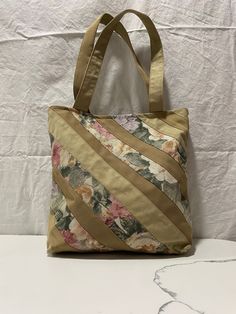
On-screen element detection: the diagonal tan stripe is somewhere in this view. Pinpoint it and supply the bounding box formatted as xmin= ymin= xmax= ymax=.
xmin=48 ymin=107 xmax=192 ymax=252
xmin=51 ymin=106 xmax=188 ymax=150
xmin=146 ymin=111 xmax=189 ymax=132
xmin=170 ymin=108 xmax=189 ymax=121
xmin=140 ymin=115 xmax=188 ymax=151
xmin=171 ymin=108 xmax=189 ymax=120
xmin=97 ymin=117 xmax=188 ymax=200
xmin=135 ymin=116 xmax=187 ymax=168
xmin=52 ymin=167 xmax=133 ymax=252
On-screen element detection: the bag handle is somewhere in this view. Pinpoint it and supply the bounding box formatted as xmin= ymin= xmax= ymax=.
xmin=73 ymin=9 xmax=164 ymax=113
xmin=73 ymin=12 xmax=149 ymax=100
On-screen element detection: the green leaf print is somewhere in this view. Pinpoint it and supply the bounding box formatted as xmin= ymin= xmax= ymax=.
xmin=79 ymin=114 xmax=88 ymax=126
xmin=92 ymin=190 xmax=105 ymax=214
xmin=108 ymin=221 xmax=129 ymax=241
xmin=125 ymin=152 xmax=150 ymax=168
xmin=92 ymin=182 xmax=111 ymax=208
xmin=133 ymin=126 xmax=151 ymax=142
xmin=137 ymin=169 xmax=162 ymax=190
xmin=161 ymin=181 xmax=179 ymax=203
xmin=69 ymin=168 xmax=81 ymax=187
xmin=55 ymin=209 xmax=63 ymax=221
xmin=60 ymin=166 xmax=71 ymax=178
xmin=93 ymin=200 xmax=102 ymax=214
xmin=120 ymin=217 xmax=144 ymax=237
xmin=50 ymin=191 xmax=66 ymax=215
xmin=55 ymin=213 xmax=73 ymax=231
xmin=68 ymin=166 xmax=89 ymax=188
xmin=49 ymin=133 xmax=54 ymax=146
xmin=150 ymin=138 xmax=166 ymax=149
xmin=149 ymin=175 xmax=162 ymax=189
xmin=91 ymin=176 xmax=98 ymax=187
xmin=93 ymin=190 xmax=102 ymax=202
xmin=177 ymin=145 xmax=187 ymax=163
xmin=102 ymin=189 xmax=112 ymax=207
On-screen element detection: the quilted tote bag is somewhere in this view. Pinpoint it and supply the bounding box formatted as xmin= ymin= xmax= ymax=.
xmin=47 ymin=9 xmax=192 ymax=254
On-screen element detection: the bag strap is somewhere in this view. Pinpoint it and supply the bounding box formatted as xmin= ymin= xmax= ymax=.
xmin=73 ymin=9 xmax=164 ymax=113
xmin=73 ymin=12 xmax=149 ymax=101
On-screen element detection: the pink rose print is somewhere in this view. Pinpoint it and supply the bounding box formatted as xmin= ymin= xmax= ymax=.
xmin=52 ymin=142 xmax=61 ymax=167
xmin=93 ymin=121 xmax=114 ymax=140
xmin=105 ymin=196 xmax=132 ymax=225
xmin=60 ymin=230 xmax=76 ymax=245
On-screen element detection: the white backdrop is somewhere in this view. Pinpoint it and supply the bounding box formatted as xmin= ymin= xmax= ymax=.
xmin=0 ymin=0 xmax=236 ymax=240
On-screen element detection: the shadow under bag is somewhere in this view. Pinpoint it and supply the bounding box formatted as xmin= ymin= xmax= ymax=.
xmin=47 ymin=9 xmax=192 ymax=254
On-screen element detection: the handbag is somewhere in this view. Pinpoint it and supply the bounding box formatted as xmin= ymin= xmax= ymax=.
xmin=47 ymin=9 xmax=192 ymax=254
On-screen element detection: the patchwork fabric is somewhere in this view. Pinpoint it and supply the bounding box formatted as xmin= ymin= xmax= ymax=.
xmin=72 ymin=112 xmax=190 ymax=224
xmin=114 ymin=115 xmax=187 ymax=170
xmin=47 ymin=107 xmax=192 ymax=254
xmin=49 ymin=179 xmax=111 ymax=252
xmin=50 ymin=138 xmax=169 ymax=253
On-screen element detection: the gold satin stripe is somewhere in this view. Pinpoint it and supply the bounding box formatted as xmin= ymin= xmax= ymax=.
xmin=97 ymin=117 xmax=188 ymax=200
xmin=52 ymin=167 xmax=132 ymax=252
xmin=47 ymin=213 xmax=78 ymax=254
xmin=155 ymin=110 xmax=189 ymax=132
xmin=147 ymin=111 xmax=189 ymax=132
xmin=140 ymin=115 xmax=188 ymax=151
xmin=170 ymin=108 xmax=189 ymax=120
xmin=48 ymin=107 xmax=191 ymax=251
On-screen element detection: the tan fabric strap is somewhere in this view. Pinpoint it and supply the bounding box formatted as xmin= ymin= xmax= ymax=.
xmin=73 ymin=9 xmax=164 ymax=113
xmin=73 ymin=13 xmax=149 ymax=100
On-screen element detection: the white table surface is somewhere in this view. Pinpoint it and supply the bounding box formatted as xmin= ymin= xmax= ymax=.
xmin=0 ymin=236 xmax=236 ymax=314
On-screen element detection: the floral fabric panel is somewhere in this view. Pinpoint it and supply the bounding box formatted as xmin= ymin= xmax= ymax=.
xmin=72 ymin=113 xmax=191 ymax=224
xmin=114 ymin=114 xmax=187 ymax=170
xmin=50 ymin=178 xmax=111 ymax=252
xmin=51 ymin=135 xmax=169 ymax=253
